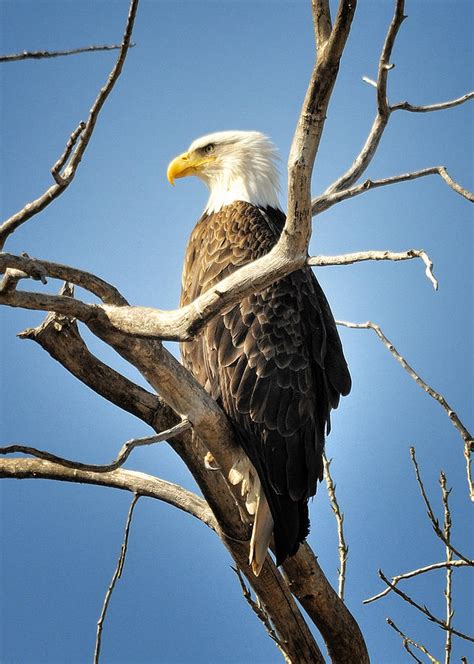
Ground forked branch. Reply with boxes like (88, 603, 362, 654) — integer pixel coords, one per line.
(0, 420, 190, 474)
(379, 570, 473, 643)
(314, 0, 473, 209)
(0, 0, 139, 250)
(387, 619, 439, 664)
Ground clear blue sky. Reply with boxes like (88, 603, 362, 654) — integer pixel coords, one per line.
(1, 1, 473, 662)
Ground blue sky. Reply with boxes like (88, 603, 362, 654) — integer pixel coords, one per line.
(1, 1, 473, 662)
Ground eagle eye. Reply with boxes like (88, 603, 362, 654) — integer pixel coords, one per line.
(203, 143, 215, 155)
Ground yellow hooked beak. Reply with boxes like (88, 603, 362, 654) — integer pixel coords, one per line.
(167, 151, 215, 185)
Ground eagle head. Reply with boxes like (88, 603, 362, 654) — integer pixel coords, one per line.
(167, 130, 281, 214)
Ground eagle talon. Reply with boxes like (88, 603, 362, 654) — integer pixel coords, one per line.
(204, 452, 220, 471)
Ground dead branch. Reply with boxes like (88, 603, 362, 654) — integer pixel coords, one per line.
(321, 0, 405, 196)
(94, 494, 140, 664)
(323, 454, 348, 600)
(440, 472, 453, 664)
(364, 560, 470, 604)
(0, 421, 190, 473)
(315, 0, 473, 206)
(379, 571, 473, 643)
(232, 567, 292, 663)
(0, 254, 127, 305)
(391, 92, 474, 113)
(18, 288, 168, 428)
(15, 300, 331, 663)
(283, 542, 370, 664)
(0, 245, 439, 347)
(309, 249, 438, 289)
(284, 0, 356, 257)
(312, 0, 332, 50)
(337, 320, 474, 499)
(312, 166, 474, 216)
(410, 449, 473, 565)
(0, 457, 217, 530)
(0, 44, 134, 63)
(0, 0, 138, 250)
(387, 619, 440, 664)
(51, 122, 86, 183)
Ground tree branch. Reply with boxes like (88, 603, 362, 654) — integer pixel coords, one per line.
(0, 421, 190, 474)
(51, 123, 87, 183)
(409, 449, 472, 567)
(378, 570, 473, 643)
(316, 0, 473, 208)
(0, 44, 135, 63)
(312, 166, 474, 216)
(321, 0, 404, 196)
(391, 92, 474, 113)
(94, 494, 140, 664)
(0, 244, 440, 350)
(16, 300, 331, 663)
(283, 542, 370, 663)
(309, 249, 438, 290)
(337, 320, 474, 499)
(364, 560, 471, 604)
(0, 457, 217, 529)
(440, 472, 453, 664)
(232, 567, 293, 664)
(0, 0, 138, 250)
(0, 254, 128, 305)
(312, 0, 332, 51)
(284, 0, 357, 257)
(323, 454, 348, 600)
(387, 619, 439, 664)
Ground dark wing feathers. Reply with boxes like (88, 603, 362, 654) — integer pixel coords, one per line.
(180, 202, 350, 564)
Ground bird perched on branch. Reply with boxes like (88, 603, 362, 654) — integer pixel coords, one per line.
(168, 130, 351, 575)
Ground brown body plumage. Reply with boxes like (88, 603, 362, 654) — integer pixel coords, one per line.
(180, 202, 351, 567)
(168, 130, 351, 573)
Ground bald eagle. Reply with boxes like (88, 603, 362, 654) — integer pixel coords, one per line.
(168, 131, 351, 575)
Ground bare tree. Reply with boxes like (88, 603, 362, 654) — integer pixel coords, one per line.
(1, 1, 472, 662)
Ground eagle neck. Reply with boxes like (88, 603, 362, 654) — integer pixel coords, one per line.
(203, 169, 280, 215)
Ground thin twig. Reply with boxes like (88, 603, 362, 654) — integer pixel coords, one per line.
(364, 560, 470, 604)
(0, 420, 191, 473)
(51, 122, 86, 183)
(322, 454, 348, 600)
(0, 0, 139, 250)
(336, 320, 474, 499)
(410, 449, 473, 566)
(312, 166, 474, 216)
(440, 472, 454, 664)
(94, 494, 140, 664)
(232, 567, 292, 664)
(391, 92, 474, 113)
(387, 618, 440, 664)
(0, 43, 135, 63)
(309, 248, 438, 289)
(379, 570, 473, 643)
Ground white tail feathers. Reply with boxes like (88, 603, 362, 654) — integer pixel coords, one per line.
(228, 453, 273, 576)
(249, 492, 273, 576)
